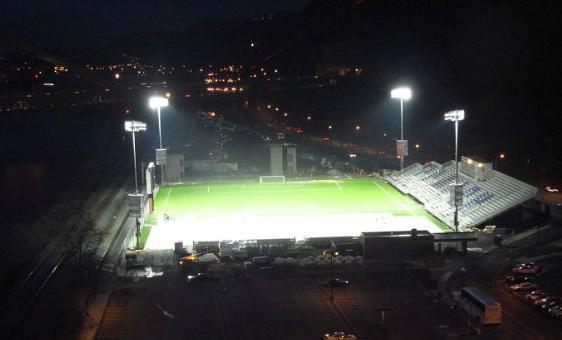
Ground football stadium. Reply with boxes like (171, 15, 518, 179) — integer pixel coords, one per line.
(140, 151, 538, 251)
(143, 177, 449, 250)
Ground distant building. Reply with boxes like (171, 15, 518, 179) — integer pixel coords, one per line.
(270, 143, 297, 177)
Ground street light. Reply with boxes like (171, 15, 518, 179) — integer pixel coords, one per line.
(124, 120, 147, 193)
(391, 87, 412, 170)
(149, 96, 169, 185)
(328, 241, 338, 301)
(444, 110, 465, 233)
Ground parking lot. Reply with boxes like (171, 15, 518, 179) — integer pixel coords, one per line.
(498, 257, 562, 325)
(97, 264, 472, 339)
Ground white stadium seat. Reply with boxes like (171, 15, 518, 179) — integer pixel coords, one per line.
(387, 161, 537, 230)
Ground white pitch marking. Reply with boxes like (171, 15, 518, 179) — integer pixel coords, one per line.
(207, 186, 210, 194)
(335, 181, 343, 190)
(372, 180, 416, 216)
(164, 187, 173, 211)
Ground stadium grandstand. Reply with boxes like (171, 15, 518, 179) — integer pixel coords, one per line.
(387, 156, 537, 230)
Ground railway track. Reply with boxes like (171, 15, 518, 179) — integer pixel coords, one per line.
(0, 160, 130, 337)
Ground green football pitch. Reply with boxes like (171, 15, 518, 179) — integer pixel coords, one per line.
(144, 178, 450, 248)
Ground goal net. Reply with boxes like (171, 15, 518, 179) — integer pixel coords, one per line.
(259, 175, 286, 184)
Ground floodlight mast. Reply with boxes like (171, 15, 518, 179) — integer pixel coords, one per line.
(444, 110, 465, 233)
(149, 96, 169, 184)
(124, 120, 147, 193)
(391, 87, 412, 170)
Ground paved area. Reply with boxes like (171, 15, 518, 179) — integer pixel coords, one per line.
(96, 266, 472, 339)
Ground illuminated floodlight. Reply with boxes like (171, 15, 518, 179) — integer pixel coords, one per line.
(391, 86, 412, 170)
(443, 109, 465, 233)
(149, 96, 169, 109)
(444, 110, 465, 122)
(390, 87, 412, 101)
(124, 120, 147, 194)
(124, 120, 147, 132)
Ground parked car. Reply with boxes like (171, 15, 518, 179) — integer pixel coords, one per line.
(551, 308, 562, 320)
(513, 262, 541, 275)
(322, 278, 351, 288)
(505, 275, 536, 285)
(323, 331, 357, 340)
(526, 290, 548, 303)
(537, 298, 561, 313)
(548, 305, 562, 317)
(510, 282, 539, 291)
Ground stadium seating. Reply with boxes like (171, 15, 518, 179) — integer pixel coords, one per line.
(387, 161, 537, 230)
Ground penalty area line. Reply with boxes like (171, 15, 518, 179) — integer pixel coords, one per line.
(372, 180, 415, 217)
(335, 181, 342, 190)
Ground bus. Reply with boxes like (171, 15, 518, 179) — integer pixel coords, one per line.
(459, 287, 502, 325)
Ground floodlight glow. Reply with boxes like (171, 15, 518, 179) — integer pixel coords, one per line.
(149, 96, 169, 109)
(390, 87, 412, 100)
(444, 110, 465, 121)
(144, 212, 444, 250)
(124, 120, 147, 132)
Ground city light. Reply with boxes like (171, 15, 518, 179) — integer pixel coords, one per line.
(415, 144, 420, 149)
(328, 125, 333, 130)
(355, 125, 361, 131)
(307, 116, 312, 121)
(499, 153, 506, 159)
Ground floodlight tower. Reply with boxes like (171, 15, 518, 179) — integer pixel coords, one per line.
(444, 110, 465, 233)
(149, 96, 169, 185)
(390, 87, 412, 170)
(124, 120, 147, 193)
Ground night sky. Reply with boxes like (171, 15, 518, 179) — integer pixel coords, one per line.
(1, 0, 561, 181)
(1, 0, 310, 46)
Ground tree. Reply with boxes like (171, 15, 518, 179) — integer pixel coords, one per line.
(68, 213, 104, 277)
